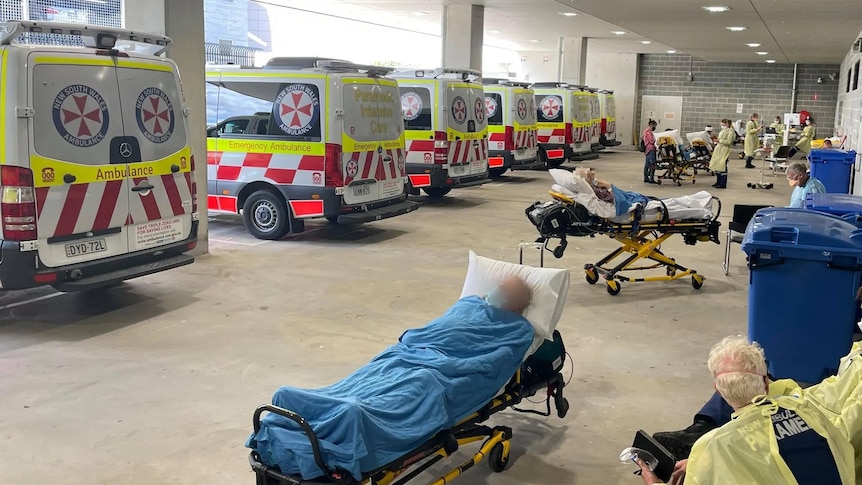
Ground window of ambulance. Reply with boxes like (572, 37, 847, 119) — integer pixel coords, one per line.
(399, 87, 432, 131)
(116, 67, 188, 164)
(206, 83, 277, 140)
(536, 94, 564, 124)
(485, 92, 503, 126)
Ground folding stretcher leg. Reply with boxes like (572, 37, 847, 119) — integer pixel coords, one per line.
(583, 231, 705, 295)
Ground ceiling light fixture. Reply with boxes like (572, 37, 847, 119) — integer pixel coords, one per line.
(640, 41, 652, 44)
(667, 50, 677, 54)
(765, 59, 776, 63)
(755, 51, 768, 55)
(726, 26, 748, 32)
(529, 39, 541, 43)
(559, 12, 578, 17)
(745, 43, 762, 47)
(611, 31, 626, 35)
(411, 11, 427, 16)
(488, 30, 502, 34)
(703, 6, 730, 13)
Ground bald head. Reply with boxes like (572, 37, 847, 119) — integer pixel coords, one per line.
(497, 276, 533, 315)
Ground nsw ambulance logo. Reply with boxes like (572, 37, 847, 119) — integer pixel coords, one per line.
(485, 96, 498, 118)
(517, 99, 528, 120)
(41, 167, 55, 184)
(401, 92, 423, 121)
(451, 96, 467, 125)
(273, 84, 319, 137)
(135, 87, 175, 144)
(540, 96, 562, 121)
(52, 85, 110, 147)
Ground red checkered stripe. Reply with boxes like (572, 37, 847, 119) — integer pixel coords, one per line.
(489, 132, 506, 143)
(448, 140, 472, 164)
(537, 128, 566, 144)
(34, 172, 193, 239)
(209, 151, 325, 187)
(608, 120, 617, 135)
(407, 140, 434, 164)
(343, 148, 405, 186)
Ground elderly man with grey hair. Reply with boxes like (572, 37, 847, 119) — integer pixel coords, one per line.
(786, 161, 826, 208)
(636, 336, 857, 485)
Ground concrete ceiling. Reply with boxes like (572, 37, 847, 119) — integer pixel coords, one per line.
(260, 0, 862, 63)
(557, 0, 862, 63)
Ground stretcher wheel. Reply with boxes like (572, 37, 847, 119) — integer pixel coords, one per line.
(656, 179, 662, 185)
(557, 397, 570, 418)
(676, 181, 682, 187)
(691, 275, 704, 290)
(553, 246, 566, 259)
(585, 268, 599, 285)
(606, 280, 621, 296)
(666, 266, 677, 277)
(488, 442, 509, 473)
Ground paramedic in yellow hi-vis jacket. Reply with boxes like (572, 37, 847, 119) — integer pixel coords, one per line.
(789, 117, 817, 158)
(636, 336, 857, 485)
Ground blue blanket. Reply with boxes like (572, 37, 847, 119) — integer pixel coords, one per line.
(246, 296, 535, 480)
(611, 185, 649, 216)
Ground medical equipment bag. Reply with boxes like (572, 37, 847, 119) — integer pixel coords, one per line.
(525, 200, 594, 238)
(522, 330, 565, 387)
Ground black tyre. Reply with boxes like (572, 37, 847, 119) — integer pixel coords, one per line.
(607, 281, 621, 296)
(242, 190, 291, 240)
(326, 216, 339, 224)
(585, 269, 599, 285)
(692, 275, 704, 290)
(553, 246, 565, 259)
(556, 397, 570, 418)
(423, 187, 452, 198)
(488, 442, 509, 473)
(489, 168, 508, 178)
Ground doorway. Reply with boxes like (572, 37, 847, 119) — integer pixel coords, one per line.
(641, 95, 683, 133)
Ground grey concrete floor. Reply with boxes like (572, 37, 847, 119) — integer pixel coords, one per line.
(0, 150, 795, 484)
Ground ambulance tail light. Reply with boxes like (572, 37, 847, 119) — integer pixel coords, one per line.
(324, 143, 344, 187)
(505, 126, 515, 151)
(433, 131, 449, 164)
(601, 118, 608, 134)
(565, 123, 574, 145)
(1, 166, 37, 241)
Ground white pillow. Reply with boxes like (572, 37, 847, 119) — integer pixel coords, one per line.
(460, 251, 570, 340)
(549, 168, 593, 196)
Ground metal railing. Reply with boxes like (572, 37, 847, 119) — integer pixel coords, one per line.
(205, 42, 261, 67)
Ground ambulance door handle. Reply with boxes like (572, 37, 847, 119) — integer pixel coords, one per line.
(455, 136, 461, 140)
(63, 174, 76, 184)
(132, 182, 155, 193)
(170, 164, 180, 173)
(383, 155, 393, 163)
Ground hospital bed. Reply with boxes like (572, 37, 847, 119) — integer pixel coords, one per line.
(525, 172, 721, 296)
(247, 255, 572, 485)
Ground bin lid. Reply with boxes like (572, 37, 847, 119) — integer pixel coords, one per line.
(741, 208, 862, 260)
(808, 149, 857, 164)
(805, 193, 862, 216)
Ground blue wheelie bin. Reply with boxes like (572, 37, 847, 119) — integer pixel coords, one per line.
(742, 208, 862, 383)
(805, 193, 862, 218)
(808, 149, 857, 194)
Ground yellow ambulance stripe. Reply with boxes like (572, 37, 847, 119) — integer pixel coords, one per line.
(404, 129, 433, 141)
(487, 125, 505, 134)
(446, 129, 487, 142)
(512, 123, 538, 131)
(342, 134, 405, 153)
(33, 56, 173, 72)
(0, 49, 7, 165)
(30, 146, 192, 188)
(208, 138, 325, 156)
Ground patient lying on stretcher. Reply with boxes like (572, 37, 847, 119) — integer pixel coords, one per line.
(549, 168, 715, 223)
(247, 277, 538, 480)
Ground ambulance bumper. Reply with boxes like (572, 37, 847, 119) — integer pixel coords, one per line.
(489, 150, 542, 171)
(333, 200, 419, 224)
(0, 221, 198, 291)
(407, 165, 490, 189)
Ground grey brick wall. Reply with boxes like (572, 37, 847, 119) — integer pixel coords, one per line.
(637, 54, 840, 136)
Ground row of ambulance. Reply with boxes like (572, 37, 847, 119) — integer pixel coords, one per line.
(0, 20, 620, 293)
(205, 58, 621, 240)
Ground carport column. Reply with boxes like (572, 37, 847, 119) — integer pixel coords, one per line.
(559, 37, 588, 85)
(123, 0, 208, 254)
(441, 4, 484, 71)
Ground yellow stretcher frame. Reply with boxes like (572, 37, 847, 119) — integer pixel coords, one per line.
(542, 191, 721, 296)
(249, 367, 568, 485)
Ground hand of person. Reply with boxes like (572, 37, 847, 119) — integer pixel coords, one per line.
(596, 179, 612, 189)
(636, 459, 662, 485)
(670, 459, 688, 485)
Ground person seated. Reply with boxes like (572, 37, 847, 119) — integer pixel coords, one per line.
(787, 161, 826, 208)
(636, 336, 857, 485)
(823, 139, 834, 149)
(247, 277, 540, 480)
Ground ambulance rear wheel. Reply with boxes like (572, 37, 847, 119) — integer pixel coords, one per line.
(423, 187, 451, 198)
(488, 442, 509, 473)
(243, 190, 290, 240)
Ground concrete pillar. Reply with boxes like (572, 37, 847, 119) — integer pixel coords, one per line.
(124, 0, 209, 254)
(441, 4, 484, 71)
(560, 36, 588, 85)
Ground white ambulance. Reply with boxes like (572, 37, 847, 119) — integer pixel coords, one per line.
(206, 58, 418, 239)
(570, 86, 597, 160)
(481, 79, 541, 177)
(0, 21, 198, 292)
(586, 88, 604, 152)
(533, 82, 574, 167)
(598, 89, 621, 147)
(393, 68, 490, 198)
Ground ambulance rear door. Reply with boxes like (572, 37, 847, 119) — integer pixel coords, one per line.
(341, 76, 406, 204)
(116, 58, 193, 254)
(444, 81, 487, 177)
(511, 87, 537, 152)
(536, 90, 566, 144)
(29, 51, 132, 268)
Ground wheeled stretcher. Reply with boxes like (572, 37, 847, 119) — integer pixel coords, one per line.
(249, 363, 569, 485)
(525, 191, 722, 296)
